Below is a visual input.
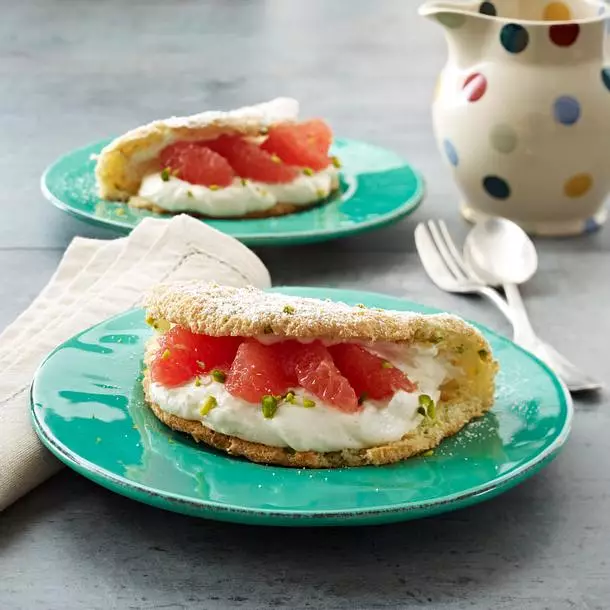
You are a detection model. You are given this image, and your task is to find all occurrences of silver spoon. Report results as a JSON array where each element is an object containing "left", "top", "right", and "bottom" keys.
[{"left": 464, "top": 217, "right": 602, "bottom": 393}]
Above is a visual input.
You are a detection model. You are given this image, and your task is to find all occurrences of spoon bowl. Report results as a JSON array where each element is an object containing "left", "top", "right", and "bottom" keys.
[{"left": 464, "top": 217, "right": 538, "bottom": 286}]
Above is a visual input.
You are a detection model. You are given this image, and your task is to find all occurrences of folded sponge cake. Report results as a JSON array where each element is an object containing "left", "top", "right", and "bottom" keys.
[{"left": 142, "top": 282, "right": 497, "bottom": 468}]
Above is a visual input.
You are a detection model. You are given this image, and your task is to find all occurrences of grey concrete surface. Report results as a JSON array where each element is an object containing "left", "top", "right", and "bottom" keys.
[{"left": 0, "top": 1, "right": 608, "bottom": 609}]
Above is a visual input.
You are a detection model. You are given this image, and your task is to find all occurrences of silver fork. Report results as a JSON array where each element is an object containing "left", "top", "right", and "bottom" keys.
[{"left": 415, "top": 219, "right": 602, "bottom": 393}]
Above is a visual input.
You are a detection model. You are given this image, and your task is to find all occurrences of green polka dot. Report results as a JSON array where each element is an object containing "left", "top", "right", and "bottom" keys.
[
  {"left": 490, "top": 124, "right": 518, "bottom": 154},
  {"left": 437, "top": 12, "right": 467, "bottom": 28}
]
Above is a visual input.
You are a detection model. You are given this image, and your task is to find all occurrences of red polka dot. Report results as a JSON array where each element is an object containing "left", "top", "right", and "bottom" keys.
[
  {"left": 549, "top": 24, "right": 580, "bottom": 46},
  {"left": 463, "top": 73, "right": 487, "bottom": 102}
]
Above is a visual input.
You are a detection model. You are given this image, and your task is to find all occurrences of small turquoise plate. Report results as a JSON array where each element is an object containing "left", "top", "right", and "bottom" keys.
[
  {"left": 31, "top": 288, "right": 572, "bottom": 527},
  {"left": 41, "top": 139, "right": 425, "bottom": 246}
]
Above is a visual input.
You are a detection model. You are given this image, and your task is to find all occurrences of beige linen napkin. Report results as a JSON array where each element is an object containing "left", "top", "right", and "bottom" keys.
[{"left": 0, "top": 214, "right": 271, "bottom": 511}]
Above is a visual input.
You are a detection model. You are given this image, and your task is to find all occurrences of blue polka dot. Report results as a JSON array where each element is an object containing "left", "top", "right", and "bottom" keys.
[
  {"left": 479, "top": 1, "right": 497, "bottom": 16},
  {"left": 602, "top": 68, "right": 610, "bottom": 91},
  {"left": 500, "top": 24, "right": 529, "bottom": 54},
  {"left": 554, "top": 96, "right": 581, "bottom": 125},
  {"left": 483, "top": 175, "right": 511, "bottom": 199},
  {"left": 443, "top": 139, "right": 459, "bottom": 166},
  {"left": 585, "top": 217, "right": 600, "bottom": 233}
]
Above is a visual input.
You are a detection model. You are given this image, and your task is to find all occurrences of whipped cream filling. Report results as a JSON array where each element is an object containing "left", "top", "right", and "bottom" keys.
[
  {"left": 149, "top": 345, "right": 450, "bottom": 453},
  {"left": 137, "top": 166, "right": 338, "bottom": 217}
]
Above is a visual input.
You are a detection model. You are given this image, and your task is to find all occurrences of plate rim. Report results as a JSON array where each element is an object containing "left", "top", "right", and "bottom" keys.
[
  {"left": 30, "top": 288, "right": 573, "bottom": 522},
  {"left": 40, "top": 138, "right": 426, "bottom": 245}
]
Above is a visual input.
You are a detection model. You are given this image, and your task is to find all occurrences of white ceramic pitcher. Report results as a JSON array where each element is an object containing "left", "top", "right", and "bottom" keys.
[{"left": 420, "top": 0, "right": 610, "bottom": 235}]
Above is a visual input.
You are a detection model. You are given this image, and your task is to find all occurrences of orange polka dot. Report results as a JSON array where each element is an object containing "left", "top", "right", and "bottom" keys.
[
  {"left": 564, "top": 173, "right": 593, "bottom": 198},
  {"left": 543, "top": 2, "right": 572, "bottom": 21}
]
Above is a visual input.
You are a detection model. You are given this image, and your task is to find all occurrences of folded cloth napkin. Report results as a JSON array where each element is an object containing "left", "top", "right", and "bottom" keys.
[{"left": 0, "top": 215, "right": 271, "bottom": 511}]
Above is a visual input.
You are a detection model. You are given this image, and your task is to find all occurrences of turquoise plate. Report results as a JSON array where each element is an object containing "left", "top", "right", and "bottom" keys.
[
  {"left": 41, "top": 139, "right": 425, "bottom": 246},
  {"left": 31, "top": 288, "right": 572, "bottom": 527}
]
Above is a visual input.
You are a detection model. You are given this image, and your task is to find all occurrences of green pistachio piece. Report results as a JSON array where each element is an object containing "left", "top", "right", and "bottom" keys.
[{"left": 262, "top": 395, "right": 279, "bottom": 419}]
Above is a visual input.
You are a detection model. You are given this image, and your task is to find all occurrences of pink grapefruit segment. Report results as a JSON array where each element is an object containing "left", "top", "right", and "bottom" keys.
[
  {"left": 328, "top": 344, "right": 417, "bottom": 400},
  {"left": 225, "top": 340, "right": 292, "bottom": 403},
  {"left": 151, "top": 327, "right": 242, "bottom": 387},
  {"left": 207, "top": 135, "right": 299, "bottom": 184},
  {"left": 261, "top": 122, "right": 331, "bottom": 171},
  {"left": 275, "top": 341, "right": 359, "bottom": 412},
  {"left": 159, "top": 142, "right": 235, "bottom": 187}
]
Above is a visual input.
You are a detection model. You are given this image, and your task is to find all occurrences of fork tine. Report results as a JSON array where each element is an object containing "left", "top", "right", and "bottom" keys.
[
  {"left": 426, "top": 220, "right": 469, "bottom": 281},
  {"left": 414, "top": 223, "right": 460, "bottom": 288},
  {"left": 437, "top": 220, "right": 476, "bottom": 280}
]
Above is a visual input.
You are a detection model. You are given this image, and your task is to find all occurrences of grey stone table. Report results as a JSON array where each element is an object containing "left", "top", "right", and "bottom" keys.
[{"left": 1, "top": 1, "right": 609, "bottom": 608}]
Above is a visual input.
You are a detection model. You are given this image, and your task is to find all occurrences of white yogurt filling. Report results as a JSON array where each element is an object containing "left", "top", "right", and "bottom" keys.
[
  {"left": 149, "top": 345, "right": 450, "bottom": 452},
  {"left": 138, "top": 166, "right": 338, "bottom": 217}
]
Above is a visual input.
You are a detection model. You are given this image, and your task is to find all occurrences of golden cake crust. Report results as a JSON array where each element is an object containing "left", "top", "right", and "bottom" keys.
[{"left": 144, "top": 282, "right": 490, "bottom": 347}]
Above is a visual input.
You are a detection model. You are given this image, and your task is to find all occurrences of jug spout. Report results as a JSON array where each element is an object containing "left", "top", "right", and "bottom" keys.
[
  {"left": 419, "top": 1, "right": 492, "bottom": 66},
  {"left": 418, "top": 1, "right": 472, "bottom": 29}
]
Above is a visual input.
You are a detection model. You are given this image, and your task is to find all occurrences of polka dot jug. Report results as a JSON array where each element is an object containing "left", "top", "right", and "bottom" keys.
[{"left": 420, "top": 0, "right": 610, "bottom": 235}]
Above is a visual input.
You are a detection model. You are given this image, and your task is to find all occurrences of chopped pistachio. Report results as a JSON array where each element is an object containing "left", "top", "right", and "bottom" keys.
[
  {"left": 186, "top": 190, "right": 194, "bottom": 199},
  {"left": 418, "top": 394, "right": 436, "bottom": 419},
  {"left": 209, "top": 184, "right": 220, "bottom": 191},
  {"left": 115, "top": 207, "right": 126, "bottom": 216},
  {"left": 422, "top": 449, "right": 434, "bottom": 457},
  {"left": 303, "top": 167, "right": 314, "bottom": 176},
  {"left": 316, "top": 188, "right": 326, "bottom": 198},
  {"left": 331, "top": 155, "right": 342, "bottom": 169},
  {"left": 199, "top": 396, "right": 217, "bottom": 416},
  {"left": 284, "top": 392, "right": 296, "bottom": 404},
  {"left": 381, "top": 360, "right": 393, "bottom": 369},
  {"left": 478, "top": 349, "right": 489, "bottom": 360},
  {"left": 262, "top": 395, "right": 279, "bottom": 419},
  {"left": 355, "top": 303, "right": 366, "bottom": 309},
  {"left": 270, "top": 154, "right": 282, "bottom": 164},
  {"left": 211, "top": 369, "right": 226, "bottom": 383},
  {"left": 263, "top": 324, "right": 274, "bottom": 335},
  {"left": 160, "top": 167, "right": 171, "bottom": 182},
  {"left": 259, "top": 126, "right": 269, "bottom": 135},
  {"left": 240, "top": 178, "right": 248, "bottom": 186},
  {"left": 283, "top": 305, "right": 295, "bottom": 314},
  {"left": 358, "top": 393, "right": 368, "bottom": 405},
  {"left": 303, "top": 398, "right": 316, "bottom": 408},
  {"left": 161, "top": 349, "right": 171, "bottom": 360},
  {"left": 194, "top": 376, "right": 202, "bottom": 387},
  {"left": 145, "top": 315, "right": 155, "bottom": 327}
]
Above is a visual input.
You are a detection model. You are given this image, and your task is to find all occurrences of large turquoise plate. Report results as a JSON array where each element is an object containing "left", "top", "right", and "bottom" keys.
[
  {"left": 31, "top": 288, "right": 572, "bottom": 526},
  {"left": 41, "top": 139, "right": 425, "bottom": 246}
]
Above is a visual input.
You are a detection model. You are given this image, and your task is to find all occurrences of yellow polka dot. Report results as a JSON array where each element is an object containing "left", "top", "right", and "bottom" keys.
[
  {"left": 564, "top": 173, "right": 593, "bottom": 198},
  {"left": 543, "top": 2, "right": 572, "bottom": 21}
]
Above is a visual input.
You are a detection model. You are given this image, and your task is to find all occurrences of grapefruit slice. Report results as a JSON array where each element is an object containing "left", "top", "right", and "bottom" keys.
[
  {"left": 328, "top": 344, "right": 417, "bottom": 400},
  {"left": 225, "top": 340, "right": 292, "bottom": 403},
  {"left": 292, "top": 119, "right": 333, "bottom": 154},
  {"left": 207, "top": 136, "right": 299, "bottom": 183},
  {"left": 261, "top": 122, "right": 331, "bottom": 171},
  {"left": 159, "top": 142, "right": 235, "bottom": 187},
  {"left": 275, "top": 341, "right": 359, "bottom": 412},
  {"left": 151, "top": 327, "right": 242, "bottom": 387},
  {"left": 150, "top": 345, "right": 200, "bottom": 388}
]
